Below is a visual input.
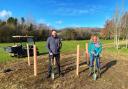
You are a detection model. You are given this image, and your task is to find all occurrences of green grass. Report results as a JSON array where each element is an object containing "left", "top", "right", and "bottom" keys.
[
  {"left": 36, "top": 40, "right": 114, "bottom": 53},
  {"left": 0, "top": 43, "right": 14, "bottom": 62},
  {"left": 0, "top": 40, "right": 127, "bottom": 63}
]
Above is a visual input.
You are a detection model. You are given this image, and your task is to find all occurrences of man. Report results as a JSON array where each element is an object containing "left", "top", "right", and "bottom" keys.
[
  {"left": 88, "top": 35, "right": 102, "bottom": 77},
  {"left": 46, "top": 30, "right": 62, "bottom": 78}
]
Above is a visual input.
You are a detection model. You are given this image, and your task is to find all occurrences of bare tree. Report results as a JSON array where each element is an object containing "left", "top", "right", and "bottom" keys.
[
  {"left": 113, "top": 4, "right": 121, "bottom": 49},
  {"left": 113, "top": 0, "right": 125, "bottom": 49}
]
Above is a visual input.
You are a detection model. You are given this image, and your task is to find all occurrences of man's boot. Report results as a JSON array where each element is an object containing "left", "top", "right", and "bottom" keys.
[{"left": 47, "top": 74, "right": 51, "bottom": 78}]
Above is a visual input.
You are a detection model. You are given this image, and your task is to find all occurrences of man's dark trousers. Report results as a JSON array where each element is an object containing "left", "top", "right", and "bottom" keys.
[{"left": 48, "top": 54, "right": 61, "bottom": 75}]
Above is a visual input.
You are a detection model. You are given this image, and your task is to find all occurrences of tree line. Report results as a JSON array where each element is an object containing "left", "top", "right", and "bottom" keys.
[
  {"left": 60, "top": 28, "right": 101, "bottom": 40},
  {"left": 0, "top": 17, "right": 101, "bottom": 42},
  {"left": 0, "top": 17, "right": 51, "bottom": 42}
]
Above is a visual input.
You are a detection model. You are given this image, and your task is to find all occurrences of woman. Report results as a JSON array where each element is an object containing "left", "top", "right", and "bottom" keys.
[{"left": 88, "top": 35, "right": 102, "bottom": 77}]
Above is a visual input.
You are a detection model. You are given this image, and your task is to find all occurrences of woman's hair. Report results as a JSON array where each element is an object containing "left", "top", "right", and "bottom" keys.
[
  {"left": 90, "top": 35, "right": 94, "bottom": 42},
  {"left": 97, "top": 36, "right": 100, "bottom": 42},
  {"left": 91, "top": 35, "right": 94, "bottom": 39}
]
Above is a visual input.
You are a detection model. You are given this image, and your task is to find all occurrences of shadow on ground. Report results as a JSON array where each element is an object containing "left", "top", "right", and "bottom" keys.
[{"left": 101, "top": 60, "right": 117, "bottom": 75}]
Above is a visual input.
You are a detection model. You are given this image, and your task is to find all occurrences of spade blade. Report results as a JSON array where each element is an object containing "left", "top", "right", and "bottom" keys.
[{"left": 93, "top": 74, "right": 97, "bottom": 80}]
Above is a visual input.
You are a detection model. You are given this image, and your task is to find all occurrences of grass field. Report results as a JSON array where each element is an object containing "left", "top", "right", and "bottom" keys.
[{"left": 0, "top": 40, "right": 127, "bottom": 63}]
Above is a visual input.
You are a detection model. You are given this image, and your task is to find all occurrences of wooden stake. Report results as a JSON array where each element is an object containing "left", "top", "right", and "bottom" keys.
[
  {"left": 27, "top": 44, "right": 30, "bottom": 66},
  {"left": 86, "top": 43, "right": 88, "bottom": 54},
  {"left": 85, "top": 43, "right": 89, "bottom": 64},
  {"left": 33, "top": 45, "right": 37, "bottom": 76},
  {"left": 76, "top": 45, "right": 80, "bottom": 76},
  {"left": 51, "top": 57, "right": 55, "bottom": 65},
  {"left": 54, "top": 57, "right": 56, "bottom": 65}
]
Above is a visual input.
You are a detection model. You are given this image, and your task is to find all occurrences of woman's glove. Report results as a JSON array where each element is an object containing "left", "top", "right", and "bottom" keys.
[
  {"left": 94, "top": 53, "right": 99, "bottom": 56},
  {"left": 91, "top": 50, "right": 98, "bottom": 56}
]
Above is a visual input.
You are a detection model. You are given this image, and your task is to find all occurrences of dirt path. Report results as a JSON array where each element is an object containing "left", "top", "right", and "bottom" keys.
[{"left": 0, "top": 51, "right": 128, "bottom": 89}]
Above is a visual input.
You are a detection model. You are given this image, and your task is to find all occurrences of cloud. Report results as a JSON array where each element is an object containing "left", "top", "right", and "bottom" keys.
[
  {"left": 55, "top": 20, "right": 63, "bottom": 24},
  {"left": 51, "top": 2, "right": 107, "bottom": 16},
  {"left": 37, "top": 18, "right": 51, "bottom": 27},
  {"left": 53, "top": 6, "right": 98, "bottom": 16},
  {"left": 37, "top": 18, "right": 45, "bottom": 23},
  {"left": 69, "top": 24, "right": 80, "bottom": 27},
  {"left": 0, "top": 10, "right": 12, "bottom": 18}
]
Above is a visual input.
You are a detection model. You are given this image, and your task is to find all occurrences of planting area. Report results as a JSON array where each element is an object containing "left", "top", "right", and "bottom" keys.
[{"left": 0, "top": 40, "right": 128, "bottom": 89}]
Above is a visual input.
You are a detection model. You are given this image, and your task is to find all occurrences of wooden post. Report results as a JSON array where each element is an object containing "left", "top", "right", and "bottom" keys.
[
  {"left": 54, "top": 57, "right": 56, "bottom": 65},
  {"left": 33, "top": 45, "right": 37, "bottom": 76},
  {"left": 85, "top": 43, "right": 89, "bottom": 65},
  {"left": 76, "top": 45, "right": 80, "bottom": 76},
  {"left": 51, "top": 57, "right": 56, "bottom": 66},
  {"left": 27, "top": 44, "right": 30, "bottom": 66}
]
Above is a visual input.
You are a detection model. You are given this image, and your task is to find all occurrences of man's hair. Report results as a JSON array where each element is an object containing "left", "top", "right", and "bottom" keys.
[
  {"left": 51, "top": 29, "right": 56, "bottom": 32},
  {"left": 49, "top": 29, "right": 56, "bottom": 35}
]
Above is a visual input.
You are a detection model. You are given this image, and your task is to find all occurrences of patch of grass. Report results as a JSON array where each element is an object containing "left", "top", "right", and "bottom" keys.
[
  {"left": 0, "top": 40, "right": 127, "bottom": 63},
  {"left": 101, "top": 40, "right": 113, "bottom": 44},
  {"left": 0, "top": 43, "right": 17, "bottom": 62}
]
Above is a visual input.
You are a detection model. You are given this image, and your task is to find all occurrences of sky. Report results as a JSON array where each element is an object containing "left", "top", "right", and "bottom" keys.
[{"left": 0, "top": 0, "right": 128, "bottom": 29}]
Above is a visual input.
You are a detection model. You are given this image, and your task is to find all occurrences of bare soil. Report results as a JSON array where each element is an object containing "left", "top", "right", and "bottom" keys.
[{"left": 0, "top": 51, "right": 128, "bottom": 89}]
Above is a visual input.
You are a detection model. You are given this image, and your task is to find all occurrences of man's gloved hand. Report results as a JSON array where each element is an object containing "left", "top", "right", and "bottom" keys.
[{"left": 49, "top": 52, "right": 53, "bottom": 56}]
